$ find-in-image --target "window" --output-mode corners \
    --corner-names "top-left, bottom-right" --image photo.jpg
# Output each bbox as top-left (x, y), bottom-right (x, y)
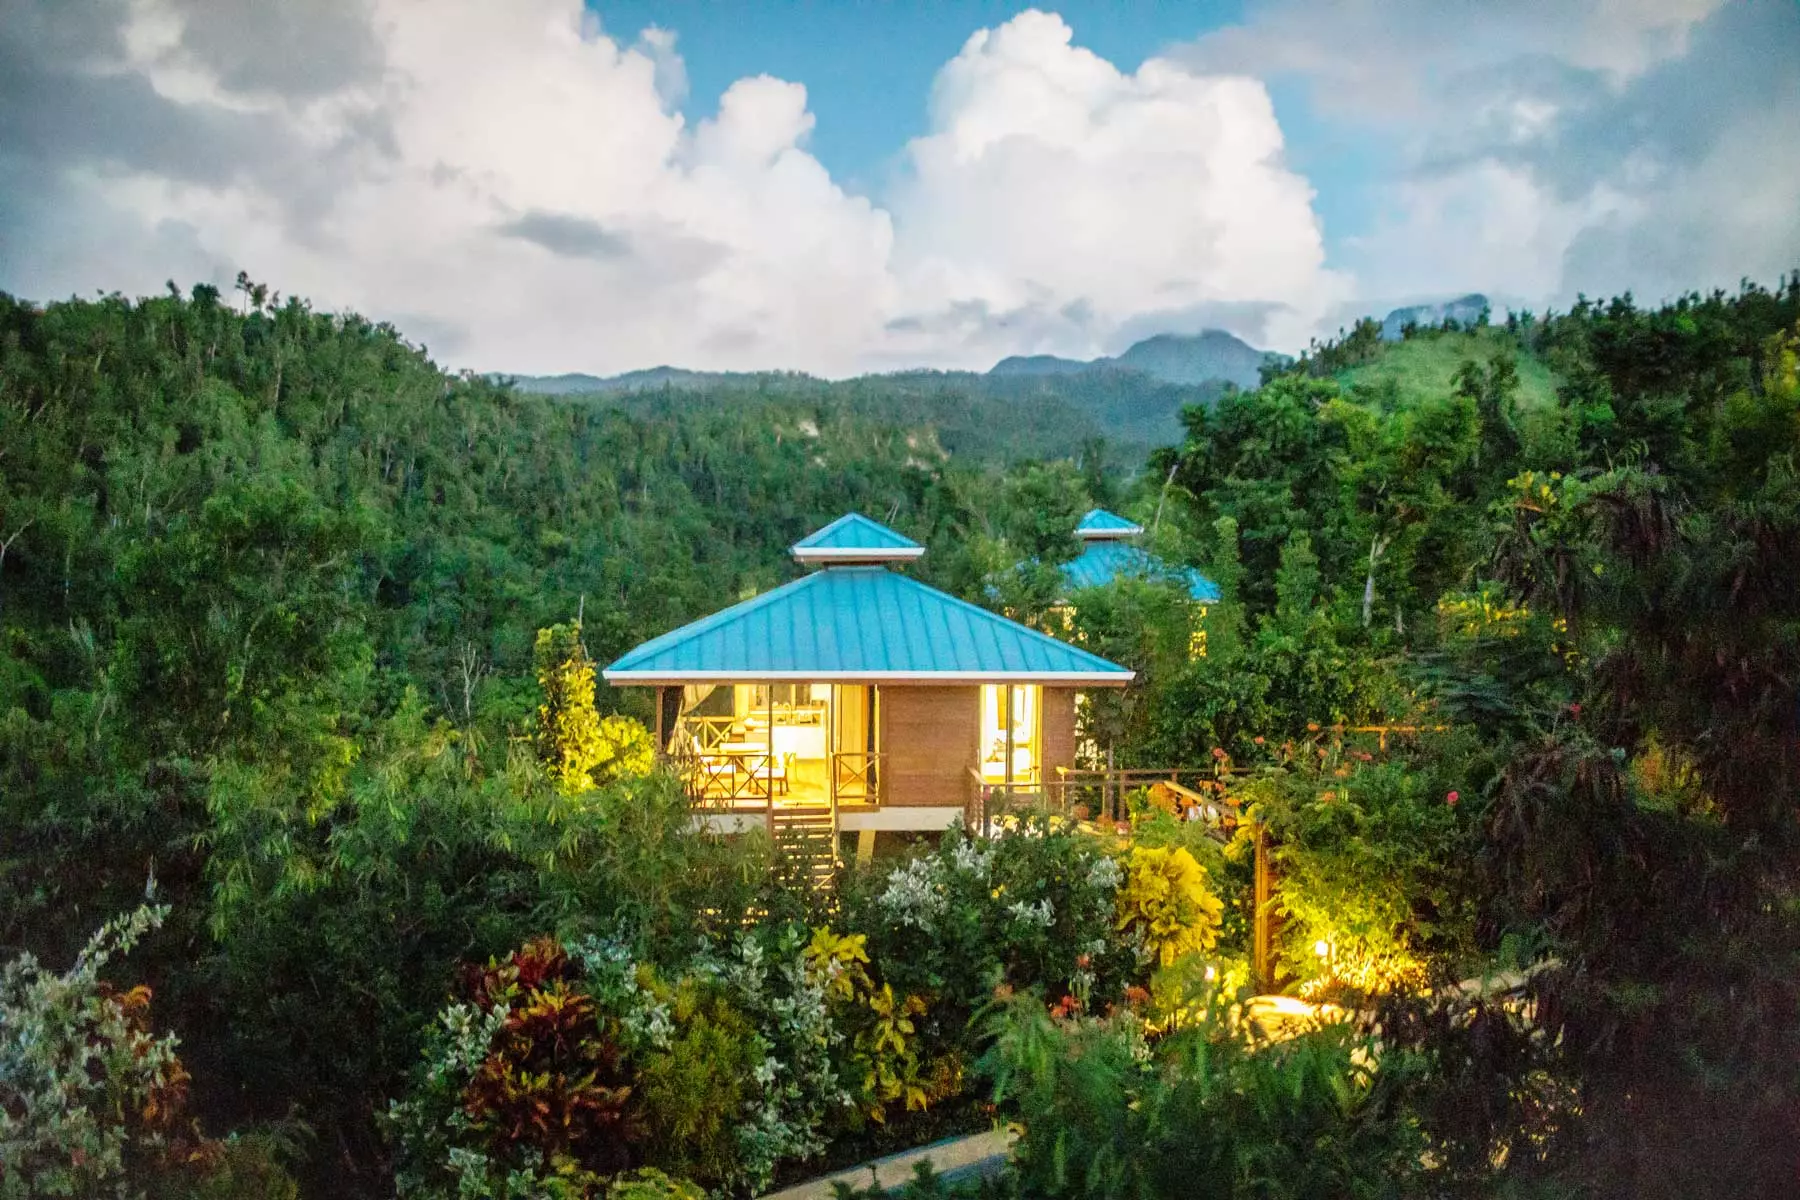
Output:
top-left (980, 684), bottom-right (1040, 784)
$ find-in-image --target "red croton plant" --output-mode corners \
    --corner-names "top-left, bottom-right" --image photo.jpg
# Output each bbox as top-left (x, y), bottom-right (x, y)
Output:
top-left (458, 937), bottom-right (638, 1175)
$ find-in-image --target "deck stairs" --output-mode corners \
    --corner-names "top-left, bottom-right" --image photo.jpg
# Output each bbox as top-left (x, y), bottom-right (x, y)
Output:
top-left (771, 801), bottom-right (840, 890)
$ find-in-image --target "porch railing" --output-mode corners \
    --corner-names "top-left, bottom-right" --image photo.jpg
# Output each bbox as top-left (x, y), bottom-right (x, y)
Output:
top-left (831, 751), bottom-right (883, 805)
top-left (965, 767), bottom-right (1242, 839)
top-left (1053, 767), bottom-right (1235, 825)
top-left (966, 770), bottom-right (1058, 837)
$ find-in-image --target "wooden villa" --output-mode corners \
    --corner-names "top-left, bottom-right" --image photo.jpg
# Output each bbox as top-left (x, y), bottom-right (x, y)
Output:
top-left (603, 513), bottom-right (1134, 863)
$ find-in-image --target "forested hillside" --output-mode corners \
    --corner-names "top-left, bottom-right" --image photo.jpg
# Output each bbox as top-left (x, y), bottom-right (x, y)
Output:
top-left (512, 355), bottom-right (1234, 468)
top-left (4, 274), bottom-right (1800, 1198)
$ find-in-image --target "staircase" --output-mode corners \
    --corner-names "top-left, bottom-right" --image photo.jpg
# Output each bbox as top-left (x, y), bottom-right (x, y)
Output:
top-left (771, 802), bottom-right (839, 891)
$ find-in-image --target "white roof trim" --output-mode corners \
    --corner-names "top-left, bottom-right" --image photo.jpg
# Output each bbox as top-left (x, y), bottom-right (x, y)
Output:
top-left (604, 669), bottom-right (1133, 685)
top-left (790, 545), bottom-right (926, 562)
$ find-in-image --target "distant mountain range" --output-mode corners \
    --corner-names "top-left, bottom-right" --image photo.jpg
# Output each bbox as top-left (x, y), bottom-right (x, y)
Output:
top-left (506, 294), bottom-right (1501, 397)
top-left (510, 329), bottom-right (1288, 397)
top-left (990, 330), bottom-right (1284, 391)
top-left (510, 366), bottom-right (816, 395)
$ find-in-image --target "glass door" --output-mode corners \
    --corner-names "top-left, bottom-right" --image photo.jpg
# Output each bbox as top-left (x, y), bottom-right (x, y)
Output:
top-left (980, 684), bottom-right (1041, 785)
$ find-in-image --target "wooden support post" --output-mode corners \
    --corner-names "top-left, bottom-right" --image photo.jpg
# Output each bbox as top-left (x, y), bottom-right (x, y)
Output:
top-left (653, 686), bottom-right (667, 758)
top-left (856, 829), bottom-right (876, 865)
top-left (1252, 823), bottom-right (1275, 993)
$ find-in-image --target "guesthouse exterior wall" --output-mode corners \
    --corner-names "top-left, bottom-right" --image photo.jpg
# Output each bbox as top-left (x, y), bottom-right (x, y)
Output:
top-left (1042, 688), bottom-right (1077, 781)
top-left (878, 686), bottom-right (979, 810)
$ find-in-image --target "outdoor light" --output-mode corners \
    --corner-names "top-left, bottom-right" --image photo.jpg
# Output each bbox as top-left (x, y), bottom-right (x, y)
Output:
top-left (1313, 939), bottom-right (1332, 959)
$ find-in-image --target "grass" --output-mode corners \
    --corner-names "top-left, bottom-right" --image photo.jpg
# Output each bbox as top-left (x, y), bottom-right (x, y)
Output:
top-left (1335, 329), bottom-right (1560, 411)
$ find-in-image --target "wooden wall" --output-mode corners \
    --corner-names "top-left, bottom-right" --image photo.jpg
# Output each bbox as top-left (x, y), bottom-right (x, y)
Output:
top-left (1042, 687), bottom-right (1078, 776)
top-left (879, 686), bottom-right (978, 808)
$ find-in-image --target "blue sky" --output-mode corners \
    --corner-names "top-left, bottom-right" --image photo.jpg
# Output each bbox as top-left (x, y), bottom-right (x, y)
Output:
top-left (1, 1), bottom-right (1795, 375)
top-left (589, 2), bottom-right (1383, 266)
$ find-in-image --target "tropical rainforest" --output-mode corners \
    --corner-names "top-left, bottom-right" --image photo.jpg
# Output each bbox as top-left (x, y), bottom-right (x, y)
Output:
top-left (3, 273), bottom-right (1798, 1199)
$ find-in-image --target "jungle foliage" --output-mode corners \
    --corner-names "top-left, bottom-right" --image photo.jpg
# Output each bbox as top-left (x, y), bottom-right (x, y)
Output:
top-left (4, 273), bottom-right (1800, 1197)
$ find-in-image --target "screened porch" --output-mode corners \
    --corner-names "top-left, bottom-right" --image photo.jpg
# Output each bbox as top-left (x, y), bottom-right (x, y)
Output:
top-left (666, 682), bottom-right (883, 808)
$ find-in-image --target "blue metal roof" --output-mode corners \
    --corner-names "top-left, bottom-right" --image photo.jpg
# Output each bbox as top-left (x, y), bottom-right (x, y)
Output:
top-left (1076, 509), bottom-right (1144, 539)
top-left (1060, 540), bottom-right (1221, 603)
top-left (791, 513), bottom-right (922, 561)
top-left (604, 566), bottom-right (1133, 683)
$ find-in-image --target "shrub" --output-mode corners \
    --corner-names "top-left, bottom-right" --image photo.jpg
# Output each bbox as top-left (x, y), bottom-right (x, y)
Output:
top-left (1245, 760), bottom-right (1476, 998)
top-left (843, 824), bottom-right (1136, 1051)
top-left (985, 992), bottom-right (1429, 1199)
top-left (605, 1168), bottom-right (706, 1200)
top-left (390, 931), bottom-right (845, 1198)
top-left (1113, 845), bottom-right (1224, 967)
top-left (0, 905), bottom-right (298, 1200)
top-left (634, 976), bottom-right (759, 1186)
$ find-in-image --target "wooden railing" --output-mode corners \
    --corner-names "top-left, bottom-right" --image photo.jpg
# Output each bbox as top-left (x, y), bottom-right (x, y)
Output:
top-left (831, 751), bottom-right (883, 805)
top-left (680, 716), bottom-right (739, 755)
top-left (1052, 767), bottom-right (1232, 824)
top-left (671, 741), bottom-right (782, 807)
top-left (966, 770), bottom-right (1054, 837)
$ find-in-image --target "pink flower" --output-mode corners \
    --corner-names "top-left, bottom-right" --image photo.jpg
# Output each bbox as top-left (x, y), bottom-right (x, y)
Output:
top-left (1447, 791), bottom-right (1460, 807)
top-left (1211, 747), bottom-right (1227, 760)
top-left (1569, 703), bottom-right (1582, 717)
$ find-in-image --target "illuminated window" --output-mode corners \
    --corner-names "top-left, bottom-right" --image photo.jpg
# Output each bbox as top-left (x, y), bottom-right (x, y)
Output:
top-left (979, 684), bottom-right (1040, 784)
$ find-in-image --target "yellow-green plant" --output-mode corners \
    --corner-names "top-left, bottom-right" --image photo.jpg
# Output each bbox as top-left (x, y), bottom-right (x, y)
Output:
top-left (534, 621), bottom-right (610, 793)
top-left (607, 1168), bottom-right (706, 1200)
top-left (635, 977), bottom-right (759, 1188)
top-left (595, 714), bottom-right (655, 782)
top-left (802, 927), bottom-right (872, 1004)
top-left (855, 983), bottom-right (930, 1123)
top-left (1114, 846), bottom-right (1224, 967)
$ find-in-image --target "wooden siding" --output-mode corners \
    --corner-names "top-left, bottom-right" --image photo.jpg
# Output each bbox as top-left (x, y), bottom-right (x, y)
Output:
top-left (1042, 687), bottom-right (1078, 777)
top-left (879, 686), bottom-right (978, 808)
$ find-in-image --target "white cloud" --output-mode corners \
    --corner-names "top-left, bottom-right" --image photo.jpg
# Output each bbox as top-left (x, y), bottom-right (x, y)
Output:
top-left (1179, 0), bottom-right (1798, 320)
top-left (886, 10), bottom-right (1346, 359)
top-left (2, 2), bottom-right (1342, 373)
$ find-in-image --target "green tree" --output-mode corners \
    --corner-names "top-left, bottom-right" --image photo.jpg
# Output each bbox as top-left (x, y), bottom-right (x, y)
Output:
top-left (534, 621), bottom-right (608, 793)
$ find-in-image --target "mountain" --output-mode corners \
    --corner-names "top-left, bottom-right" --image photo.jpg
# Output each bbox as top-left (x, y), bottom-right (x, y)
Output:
top-left (1110, 331), bottom-right (1275, 389)
top-left (499, 329), bottom-right (1274, 470)
top-left (508, 366), bottom-right (817, 394)
top-left (1379, 294), bottom-right (1490, 341)
top-left (987, 353), bottom-right (1091, 377)
top-left (989, 329), bottom-right (1280, 390)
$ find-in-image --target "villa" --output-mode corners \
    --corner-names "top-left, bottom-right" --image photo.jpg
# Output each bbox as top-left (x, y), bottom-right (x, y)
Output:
top-left (603, 513), bottom-right (1133, 863)
top-left (1060, 508), bottom-right (1221, 604)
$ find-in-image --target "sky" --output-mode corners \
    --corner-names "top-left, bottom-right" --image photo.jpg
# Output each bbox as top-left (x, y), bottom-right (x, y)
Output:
top-left (1, 1), bottom-right (1796, 378)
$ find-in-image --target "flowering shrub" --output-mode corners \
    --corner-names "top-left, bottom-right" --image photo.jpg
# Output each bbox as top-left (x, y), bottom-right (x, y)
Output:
top-left (0, 905), bottom-right (297, 1199)
top-left (844, 823), bottom-right (1136, 1054)
top-left (390, 930), bottom-right (844, 1198)
top-left (1114, 845), bottom-right (1225, 967)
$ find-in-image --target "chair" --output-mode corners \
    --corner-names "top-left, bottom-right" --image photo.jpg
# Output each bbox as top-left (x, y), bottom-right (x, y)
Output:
top-left (745, 752), bottom-right (791, 797)
top-left (690, 735), bottom-right (741, 799)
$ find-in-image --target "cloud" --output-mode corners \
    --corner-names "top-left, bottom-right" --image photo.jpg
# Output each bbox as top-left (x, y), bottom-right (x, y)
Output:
top-left (885, 10), bottom-right (1347, 360)
top-left (496, 211), bottom-right (634, 261)
top-left (14, 3), bottom-right (1783, 373)
top-left (1180, 0), bottom-right (1800, 314)
top-left (0, 2), bottom-right (1351, 373)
